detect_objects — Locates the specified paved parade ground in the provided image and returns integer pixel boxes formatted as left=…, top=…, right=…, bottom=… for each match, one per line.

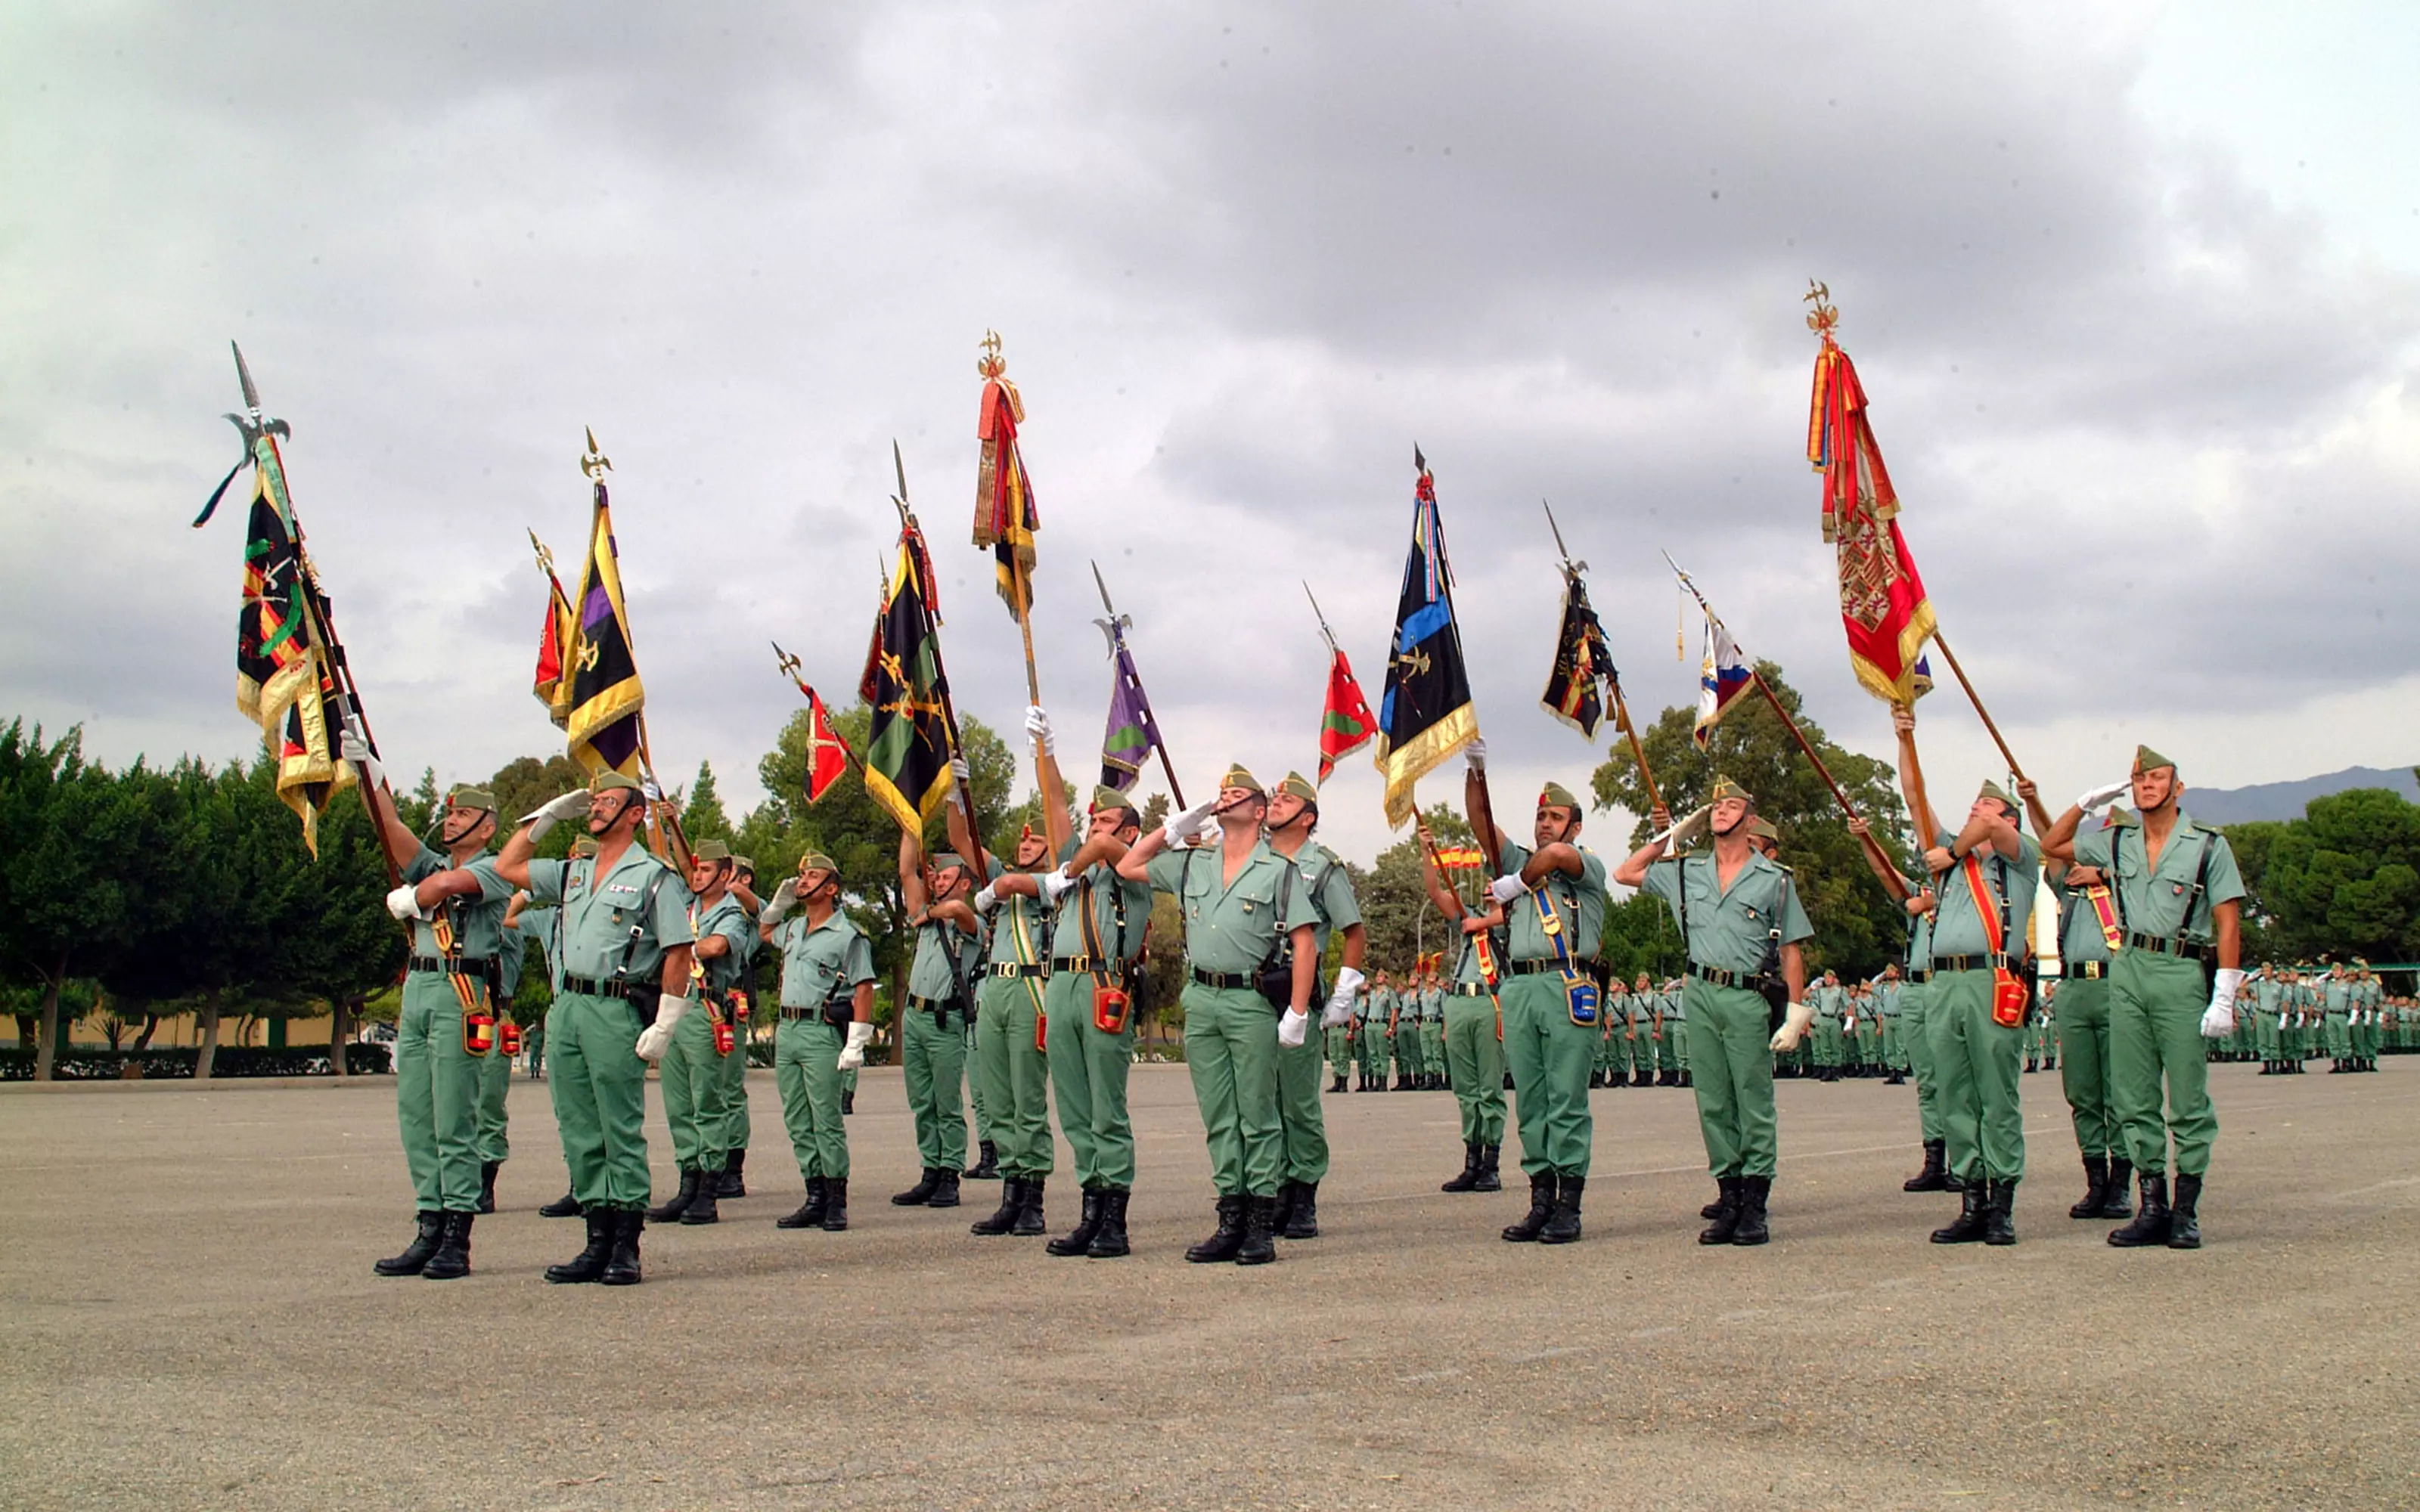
left=3, top=1063, right=2415, bottom=1510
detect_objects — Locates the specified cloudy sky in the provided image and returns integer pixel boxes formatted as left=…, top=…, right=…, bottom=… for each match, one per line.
left=5, top=2, right=2417, bottom=865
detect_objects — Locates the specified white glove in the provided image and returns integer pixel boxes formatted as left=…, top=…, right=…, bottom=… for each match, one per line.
left=945, top=754, right=970, bottom=810
left=1162, top=796, right=1218, bottom=850
left=1843, top=1016, right=1858, bottom=1033
left=973, top=884, right=997, bottom=912
left=1655, top=805, right=1712, bottom=848
left=522, top=789, right=591, bottom=841
left=1464, top=737, right=1486, bottom=771
left=1488, top=872, right=1531, bottom=904
left=383, top=883, right=428, bottom=922
left=1324, top=967, right=1365, bottom=1026
left=2201, top=968, right=2245, bottom=1040
left=1769, top=1000, right=1816, bottom=1054
left=1024, top=705, right=1054, bottom=755
left=639, top=775, right=664, bottom=803
left=635, top=995, right=690, bottom=1061
left=1277, top=1008, right=1310, bottom=1048
left=836, top=1019, right=873, bottom=1070
left=337, top=728, right=383, bottom=788
left=760, top=877, right=799, bottom=925
left=2076, top=779, right=2130, bottom=814
left=1040, top=869, right=1078, bottom=904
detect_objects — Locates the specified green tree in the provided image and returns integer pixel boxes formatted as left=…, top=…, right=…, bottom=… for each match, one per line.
left=682, top=761, right=732, bottom=844
left=0, top=723, right=141, bottom=1080
left=486, top=753, right=587, bottom=838
left=2231, top=785, right=2420, bottom=963
left=1355, top=804, right=1476, bottom=975
left=1592, top=661, right=1913, bottom=981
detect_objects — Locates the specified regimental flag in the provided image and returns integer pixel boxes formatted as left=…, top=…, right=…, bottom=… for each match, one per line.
left=531, top=538, right=578, bottom=729
left=802, top=684, right=852, bottom=804
left=1097, top=624, right=1165, bottom=794
left=1317, top=646, right=1376, bottom=785
left=1373, top=453, right=1478, bottom=829
left=863, top=517, right=960, bottom=830
left=973, top=345, right=1038, bottom=618
left=232, top=449, right=355, bottom=854
left=563, top=477, right=645, bottom=776
left=1692, top=613, right=1751, bottom=750
left=1540, top=572, right=1617, bottom=740
left=1809, top=307, right=1937, bottom=705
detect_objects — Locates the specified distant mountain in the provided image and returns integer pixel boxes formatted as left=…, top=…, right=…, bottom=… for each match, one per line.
left=2188, top=765, right=2420, bottom=826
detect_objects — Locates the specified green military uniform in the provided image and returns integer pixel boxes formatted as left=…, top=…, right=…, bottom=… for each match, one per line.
left=1422, top=981, right=1448, bottom=1089
left=1496, top=829, right=1611, bottom=1187
left=1852, top=987, right=1881, bottom=1073
left=976, top=852, right=1055, bottom=1188
left=1923, top=817, right=2041, bottom=1194
left=474, top=907, right=529, bottom=1201
left=657, top=882, right=753, bottom=1204
left=393, top=844, right=513, bottom=1219
left=1441, top=931, right=1507, bottom=1176
left=2048, top=864, right=2122, bottom=1204
left=1874, top=976, right=1907, bottom=1080
left=2251, top=969, right=2284, bottom=1071
left=713, top=857, right=762, bottom=1192
left=523, top=836, right=694, bottom=1216
left=2322, top=971, right=2353, bottom=1069
left=1899, top=885, right=1942, bottom=1162
left=1044, top=841, right=1154, bottom=1204
left=769, top=905, right=876, bottom=1185
left=1356, top=984, right=1389, bottom=1089
left=1324, top=994, right=1353, bottom=1089
left=1810, top=978, right=1845, bottom=1077
left=900, top=901, right=984, bottom=1179
left=1391, top=978, right=1423, bottom=1088
left=1661, top=978, right=1691, bottom=1084
left=1270, top=831, right=1360, bottom=1207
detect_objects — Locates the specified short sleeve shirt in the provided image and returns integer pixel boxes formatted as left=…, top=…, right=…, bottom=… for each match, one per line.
left=2071, top=811, right=2244, bottom=947
left=908, top=910, right=985, bottom=1002
left=523, top=844, right=695, bottom=983
left=983, top=855, right=1053, bottom=968
left=402, top=846, right=514, bottom=963
left=517, top=903, right=563, bottom=992
left=1497, top=838, right=1611, bottom=961
left=1143, top=838, right=1318, bottom=975
left=690, top=894, right=757, bottom=995
left=1640, top=851, right=1814, bottom=976
left=2049, top=872, right=2113, bottom=966
left=771, top=910, right=876, bottom=1009
left=1369, top=987, right=1397, bottom=1025
left=1048, top=862, right=1154, bottom=962
left=1925, top=828, right=2041, bottom=961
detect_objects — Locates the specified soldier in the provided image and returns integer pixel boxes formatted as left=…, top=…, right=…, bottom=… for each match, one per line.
left=495, top=774, right=697, bottom=1287
left=516, top=838, right=586, bottom=1219
left=1008, top=787, right=1152, bottom=1258
left=1325, top=974, right=1354, bottom=1093
left=1848, top=824, right=1947, bottom=1191
left=1615, top=776, right=1813, bottom=1245
left=1627, top=972, right=1656, bottom=1088
left=2043, top=832, right=2131, bottom=1222
left=890, top=829, right=983, bottom=1211
left=1391, top=965, right=1421, bottom=1090
left=1810, top=971, right=1845, bottom=1083
left=1464, top=747, right=1612, bottom=1247
left=366, top=782, right=510, bottom=1281
left=1261, top=772, right=1367, bottom=1240
left=1889, top=706, right=2040, bottom=1247
left=1419, top=823, right=1506, bottom=1193
left=2036, top=983, right=2059, bottom=1073
left=1423, top=971, right=1450, bottom=1089
left=1116, top=767, right=1318, bottom=1266
left=645, top=839, right=753, bottom=1227
left=755, top=850, right=876, bottom=1234
left=2251, top=965, right=2284, bottom=1074
left=2043, top=745, right=2245, bottom=1250
left=1872, top=964, right=1907, bottom=1086
left=955, top=813, right=1058, bottom=1232
left=1597, top=976, right=1629, bottom=1090
left=1358, top=971, right=1392, bottom=1091
left=476, top=899, right=533, bottom=1213
left=714, top=855, right=763, bottom=1198
left=2322, top=964, right=2353, bottom=1073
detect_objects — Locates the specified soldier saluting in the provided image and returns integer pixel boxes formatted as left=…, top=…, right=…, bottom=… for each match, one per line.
left=495, top=773, right=697, bottom=1287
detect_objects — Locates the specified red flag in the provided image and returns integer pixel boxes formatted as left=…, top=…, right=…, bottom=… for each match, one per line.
left=1317, top=646, right=1376, bottom=785
left=1809, top=296, right=1935, bottom=705
left=803, top=686, right=852, bottom=804
left=532, top=565, right=576, bottom=728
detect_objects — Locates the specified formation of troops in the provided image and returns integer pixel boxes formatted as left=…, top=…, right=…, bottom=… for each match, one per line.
left=363, top=710, right=2413, bottom=1285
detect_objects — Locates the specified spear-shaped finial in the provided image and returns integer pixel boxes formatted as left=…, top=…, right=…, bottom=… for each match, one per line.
left=581, top=426, right=612, bottom=481
left=1302, top=581, right=1341, bottom=653
left=527, top=528, right=556, bottom=579
left=1541, top=498, right=1586, bottom=578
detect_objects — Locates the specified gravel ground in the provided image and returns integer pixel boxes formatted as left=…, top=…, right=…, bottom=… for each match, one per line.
left=2, top=1061, right=2413, bottom=1510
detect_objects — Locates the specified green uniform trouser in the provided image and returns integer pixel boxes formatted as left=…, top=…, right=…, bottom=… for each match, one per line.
left=1879, top=1017, right=1903, bottom=1071
left=775, top=1016, right=849, bottom=1179
left=1424, top=1019, right=1447, bottom=1083
left=1325, top=1021, right=1351, bottom=1083
left=1500, top=974, right=1593, bottom=1179
left=396, top=972, right=487, bottom=1211
left=1928, top=969, right=2025, bottom=1185
left=2253, top=1005, right=2281, bottom=1061
left=2324, top=1012, right=2351, bottom=1059
left=1902, top=982, right=1941, bottom=1142
left=1182, top=984, right=1283, bottom=1198
left=976, top=974, right=1053, bottom=1179
left=1813, top=1016, right=1844, bottom=1068
left=1047, top=971, right=1137, bottom=1190
left=1443, top=994, right=1507, bottom=1147
left=719, top=1012, right=752, bottom=1155
left=900, top=1000, right=970, bottom=1173
left=526, top=1023, right=545, bottom=1079
left=659, top=1005, right=727, bottom=1173
left=1354, top=1024, right=1382, bottom=1081
left=476, top=1032, right=511, bottom=1165
left=1656, top=1024, right=1682, bottom=1074
left=965, top=1013, right=991, bottom=1146
left=1683, top=979, right=1777, bottom=1179
left=1855, top=1022, right=1879, bottom=1069
left=1393, top=1023, right=1420, bottom=1083
left=2055, top=977, right=2118, bottom=1160
left=2109, top=952, right=2217, bottom=1178
left=1276, top=1029, right=1329, bottom=1185
left=546, top=990, right=651, bottom=1210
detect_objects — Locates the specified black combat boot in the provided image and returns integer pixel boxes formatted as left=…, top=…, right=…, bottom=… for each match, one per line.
left=820, top=1178, right=850, bottom=1232
left=1013, top=1176, right=1047, bottom=1236
left=1281, top=1181, right=1320, bottom=1239
left=777, top=1176, right=827, bottom=1229
left=840, top=1087, right=855, bottom=1114
left=1474, top=1145, right=1502, bottom=1192
left=1538, top=1175, right=1584, bottom=1244
left=1983, top=1179, right=2018, bottom=1246
left=1234, top=1194, right=1278, bottom=1265
left=1679, top=1070, right=1693, bottom=1088
left=1698, top=1177, right=1743, bottom=1244
left=1502, top=1173, right=1556, bottom=1243
left=716, top=1148, right=747, bottom=1198
left=1884, top=1068, right=1906, bottom=1085
left=1186, top=1195, right=1246, bottom=1263
left=2070, top=1155, right=2110, bottom=1219
left=892, top=1167, right=942, bottom=1206
left=1930, top=1184, right=1989, bottom=1244
left=477, top=1160, right=500, bottom=1215
left=2098, top=1157, right=2135, bottom=1218
left=1087, top=1189, right=1131, bottom=1258
left=422, top=1211, right=475, bottom=1279
left=1330, top=1074, right=1347, bottom=1092
left=1700, top=1182, right=1729, bottom=1221
left=646, top=1167, right=699, bottom=1223
left=1903, top=1140, right=1948, bottom=1192
left=1441, top=1143, right=1484, bottom=1192
left=601, top=1210, right=644, bottom=1284
left=545, top=1210, right=613, bottom=1283
left=1589, top=1070, right=1604, bottom=1089
left=1270, top=1181, right=1299, bottom=1235
left=970, top=1176, right=1025, bottom=1236
left=538, top=1190, right=583, bottom=1219
left=1633, top=1067, right=1652, bottom=1089
left=928, top=1168, right=961, bottom=1209
left=1732, top=1176, right=1771, bottom=1246
left=2107, top=1173, right=2171, bottom=1247
left=965, top=1139, right=1001, bottom=1180
left=374, top=1211, right=445, bottom=1277
left=1048, top=1189, right=1104, bottom=1256
left=2166, top=1173, right=2204, bottom=1250
left=681, top=1170, right=720, bottom=1225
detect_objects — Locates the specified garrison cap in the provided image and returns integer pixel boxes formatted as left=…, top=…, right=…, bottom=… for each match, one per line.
left=588, top=771, right=644, bottom=796
left=1218, top=764, right=1264, bottom=795
left=1748, top=816, right=1779, bottom=841
left=1978, top=779, right=2019, bottom=815
left=798, top=850, right=839, bottom=878
left=1537, top=781, right=1583, bottom=813
left=2133, top=744, right=2176, bottom=775
left=1709, top=776, right=1754, bottom=807
left=1091, top=785, right=1140, bottom=816
left=445, top=787, right=497, bottom=813
left=693, top=839, right=732, bottom=863
left=1278, top=771, right=1320, bottom=804
left=730, top=854, right=756, bottom=876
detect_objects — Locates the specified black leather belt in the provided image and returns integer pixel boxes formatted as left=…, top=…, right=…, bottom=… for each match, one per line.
left=1687, top=964, right=1751, bottom=989
left=910, top=994, right=961, bottom=1015
left=1191, top=968, right=1254, bottom=990
left=1930, top=953, right=2007, bottom=974
left=989, top=962, right=1047, bottom=979
left=1507, top=959, right=1564, bottom=977
left=1907, top=969, right=1931, bottom=984
left=560, top=974, right=634, bottom=996
left=408, top=955, right=492, bottom=975
left=2126, top=931, right=2215, bottom=962
left=2065, top=961, right=2106, bottom=980
left=1452, top=983, right=1491, bottom=997
left=1055, top=956, right=1127, bottom=974
left=778, top=1005, right=829, bottom=1021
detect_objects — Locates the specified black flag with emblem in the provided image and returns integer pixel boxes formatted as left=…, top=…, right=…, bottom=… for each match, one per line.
left=1540, top=571, right=1616, bottom=740
left=1373, top=451, right=1476, bottom=828
left=862, top=515, right=960, bottom=830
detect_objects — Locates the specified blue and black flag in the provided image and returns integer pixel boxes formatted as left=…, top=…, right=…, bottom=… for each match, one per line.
left=1373, top=451, right=1477, bottom=828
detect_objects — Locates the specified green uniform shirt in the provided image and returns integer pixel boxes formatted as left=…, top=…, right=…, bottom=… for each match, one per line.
left=1360, top=987, right=1392, bottom=1026
left=1497, top=838, right=1610, bottom=961
left=983, top=856, right=1053, bottom=968
left=1640, top=851, right=1813, bottom=974
left=2049, top=872, right=2113, bottom=966
left=770, top=909, right=876, bottom=1009
left=1280, top=838, right=1362, bottom=959
left=517, top=903, right=563, bottom=992
left=1811, top=983, right=1844, bottom=1019
left=1873, top=980, right=1902, bottom=1018
left=1924, top=828, right=2040, bottom=960
left=1143, top=838, right=1317, bottom=975
left=495, top=911, right=529, bottom=999
left=2071, top=811, right=2244, bottom=947
left=403, top=846, right=514, bottom=962
left=906, top=911, right=984, bottom=1002
left=1048, top=861, right=1153, bottom=962
left=523, top=844, right=695, bottom=982
left=690, top=894, right=755, bottom=995
left=1453, top=932, right=1492, bottom=988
